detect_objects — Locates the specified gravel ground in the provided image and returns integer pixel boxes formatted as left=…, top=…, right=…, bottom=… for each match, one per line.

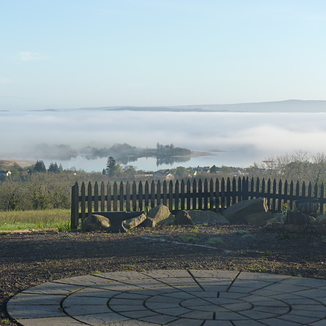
left=1, top=224, right=326, bottom=325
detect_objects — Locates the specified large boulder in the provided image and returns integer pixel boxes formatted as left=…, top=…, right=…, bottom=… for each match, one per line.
left=92, top=211, right=144, bottom=233
left=317, top=214, right=326, bottom=224
left=285, top=211, right=315, bottom=226
left=175, top=210, right=229, bottom=225
left=157, top=215, right=175, bottom=225
left=82, top=214, right=111, bottom=232
left=141, top=205, right=172, bottom=227
left=294, top=198, right=319, bottom=217
left=264, top=215, right=285, bottom=232
left=245, top=211, right=273, bottom=226
left=175, top=210, right=192, bottom=225
left=222, top=198, right=268, bottom=224
left=122, top=213, right=147, bottom=229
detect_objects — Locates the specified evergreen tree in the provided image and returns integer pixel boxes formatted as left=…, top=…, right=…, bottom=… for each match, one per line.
left=210, top=165, right=218, bottom=173
left=33, top=160, right=46, bottom=173
left=106, top=156, right=118, bottom=176
left=48, top=162, right=60, bottom=173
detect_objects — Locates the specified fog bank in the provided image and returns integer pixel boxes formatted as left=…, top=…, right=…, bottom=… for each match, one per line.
left=2, top=110, right=326, bottom=170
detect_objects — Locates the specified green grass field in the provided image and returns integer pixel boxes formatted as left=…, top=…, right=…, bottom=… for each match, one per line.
left=0, top=209, right=71, bottom=231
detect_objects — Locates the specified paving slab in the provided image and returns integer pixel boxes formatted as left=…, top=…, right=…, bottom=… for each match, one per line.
left=11, top=316, right=87, bottom=326
left=7, top=269, right=326, bottom=325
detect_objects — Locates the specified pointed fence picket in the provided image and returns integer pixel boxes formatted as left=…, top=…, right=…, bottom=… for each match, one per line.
left=71, top=177, right=326, bottom=230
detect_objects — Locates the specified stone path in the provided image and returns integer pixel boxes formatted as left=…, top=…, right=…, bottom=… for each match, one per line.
left=7, top=270, right=326, bottom=326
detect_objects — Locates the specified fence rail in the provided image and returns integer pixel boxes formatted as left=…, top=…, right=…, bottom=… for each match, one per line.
left=71, top=177, right=326, bottom=229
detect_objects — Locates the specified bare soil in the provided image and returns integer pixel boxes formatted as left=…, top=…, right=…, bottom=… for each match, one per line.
left=1, top=224, right=326, bottom=325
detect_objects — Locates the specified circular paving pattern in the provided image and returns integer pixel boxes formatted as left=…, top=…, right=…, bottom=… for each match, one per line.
left=7, top=269, right=326, bottom=326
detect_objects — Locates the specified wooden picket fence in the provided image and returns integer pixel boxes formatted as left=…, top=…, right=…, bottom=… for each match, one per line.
left=71, top=177, right=326, bottom=230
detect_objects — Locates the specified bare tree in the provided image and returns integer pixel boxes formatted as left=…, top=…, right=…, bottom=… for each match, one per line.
left=257, top=151, right=326, bottom=184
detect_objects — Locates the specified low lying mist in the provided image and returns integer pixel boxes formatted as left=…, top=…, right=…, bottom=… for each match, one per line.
left=2, top=110, right=326, bottom=169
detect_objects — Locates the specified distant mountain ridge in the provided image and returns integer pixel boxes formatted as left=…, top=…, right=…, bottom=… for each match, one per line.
left=78, top=100, right=326, bottom=112
left=23, top=99, right=326, bottom=112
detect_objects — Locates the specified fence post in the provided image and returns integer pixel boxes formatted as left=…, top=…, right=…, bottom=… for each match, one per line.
left=242, top=177, right=249, bottom=201
left=100, top=182, right=105, bottom=211
left=126, top=181, right=131, bottom=211
left=168, top=180, right=173, bottom=211
left=209, top=178, right=214, bottom=211
left=94, top=182, right=99, bottom=212
left=302, top=181, right=306, bottom=198
left=151, top=180, right=155, bottom=208
left=198, top=179, right=203, bottom=209
left=119, top=181, right=124, bottom=211
left=277, top=179, right=282, bottom=212
left=289, top=180, right=294, bottom=210
left=192, top=179, right=197, bottom=209
left=237, top=177, right=242, bottom=204
left=283, top=179, right=288, bottom=210
left=138, top=181, right=143, bottom=211
left=157, top=180, right=161, bottom=206
left=180, top=180, right=185, bottom=211
left=163, top=181, right=167, bottom=207
left=71, top=182, right=79, bottom=230
left=232, top=177, right=236, bottom=205
left=132, top=181, right=137, bottom=211
left=106, top=181, right=111, bottom=211
left=87, top=182, right=92, bottom=216
left=113, top=182, right=118, bottom=211
left=203, top=179, right=209, bottom=210
left=321, top=183, right=325, bottom=215
left=144, top=181, right=149, bottom=209
left=220, top=178, right=225, bottom=211
left=215, top=178, right=220, bottom=213
left=81, top=182, right=86, bottom=219
left=175, top=180, right=179, bottom=212
left=186, top=179, right=191, bottom=209
left=308, top=182, right=312, bottom=198
left=255, top=177, right=260, bottom=198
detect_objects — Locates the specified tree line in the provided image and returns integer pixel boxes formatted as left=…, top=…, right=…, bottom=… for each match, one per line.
left=0, top=160, right=106, bottom=211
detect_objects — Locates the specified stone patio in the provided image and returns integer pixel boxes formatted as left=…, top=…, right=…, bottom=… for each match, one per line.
left=7, top=270, right=326, bottom=325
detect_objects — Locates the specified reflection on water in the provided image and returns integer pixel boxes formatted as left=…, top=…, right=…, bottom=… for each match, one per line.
left=42, top=155, right=192, bottom=172
left=41, top=149, right=258, bottom=173
left=113, top=154, right=190, bottom=166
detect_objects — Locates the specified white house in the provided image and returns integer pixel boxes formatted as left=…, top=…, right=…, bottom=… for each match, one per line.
left=154, top=171, right=175, bottom=181
left=0, top=170, right=11, bottom=178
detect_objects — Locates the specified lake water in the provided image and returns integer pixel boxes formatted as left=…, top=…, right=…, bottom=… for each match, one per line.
left=41, top=150, right=259, bottom=172
left=2, top=109, right=326, bottom=172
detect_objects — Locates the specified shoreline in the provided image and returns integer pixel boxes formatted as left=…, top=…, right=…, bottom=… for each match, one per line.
left=0, top=158, right=36, bottom=168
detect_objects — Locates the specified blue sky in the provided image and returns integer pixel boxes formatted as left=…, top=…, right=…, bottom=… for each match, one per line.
left=1, top=0, right=326, bottom=110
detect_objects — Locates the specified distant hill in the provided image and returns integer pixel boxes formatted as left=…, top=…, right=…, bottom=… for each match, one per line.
left=76, top=100, right=326, bottom=113
left=177, top=100, right=326, bottom=112
left=29, top=100, right=326, bottom=113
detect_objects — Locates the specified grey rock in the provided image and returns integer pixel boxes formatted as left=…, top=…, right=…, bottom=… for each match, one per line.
left=294, top=198, right=319, bottom=217
left=122, top=213, right=147, bottom=229
left=245, top=211, right=273, bottom=226
left=157, top=214, right=175, bottom=225
left=175, top=210, right=193, bottom=225
left=285, top=211, right=314, bottom=226
left=317, top=214, right=326, bottom=224
left=222, top=198, right=268, bottom=224
left=175, top=210, right=229, bottom=225
left=81, top=214, right=111, bottom=232
left=141, top=205, right=172, bottom=227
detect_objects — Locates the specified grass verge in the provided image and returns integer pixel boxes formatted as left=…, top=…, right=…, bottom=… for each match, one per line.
left=0, top=209, right=71, bottom=231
